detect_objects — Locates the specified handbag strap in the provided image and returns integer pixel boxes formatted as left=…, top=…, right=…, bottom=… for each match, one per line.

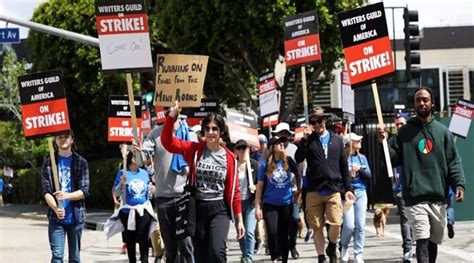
left=187, top=148, right=199, bottom=187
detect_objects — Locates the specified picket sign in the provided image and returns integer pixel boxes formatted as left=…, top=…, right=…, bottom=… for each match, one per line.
left=284, top=10, right=321, bottom=123
left=47, top=137, right=62, bottom=208
left=338, top=2, right=394, bottom=178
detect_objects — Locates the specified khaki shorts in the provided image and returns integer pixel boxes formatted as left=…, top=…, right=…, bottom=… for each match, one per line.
left=407, top=203, right=447, bottom=244
left=305, top=191, right=343, bottom=230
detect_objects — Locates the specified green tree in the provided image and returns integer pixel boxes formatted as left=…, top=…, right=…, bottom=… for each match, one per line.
left=0, top=121, right=48, bottom=170
left=0, top=51, right=48, bottom=169
left=0, top=51, right=26, bottom=121
left=27, top=0, right=126, bottom=154
left=153, top=0, right=366, bottom=119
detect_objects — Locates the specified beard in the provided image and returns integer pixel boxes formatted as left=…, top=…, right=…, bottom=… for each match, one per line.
left=417, top=108, right=431, bottom=118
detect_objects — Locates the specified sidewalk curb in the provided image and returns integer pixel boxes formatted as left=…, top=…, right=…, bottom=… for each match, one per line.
left=0, top=210, right=47, bottom=222
left=0, top=209, right=105, bottom=231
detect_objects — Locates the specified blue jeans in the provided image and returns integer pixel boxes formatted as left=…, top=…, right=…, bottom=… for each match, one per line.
left=447, top=188, right=455, bottom=225
left=237, top=199, right=257, bottom=260
left=48, top=220, right=83, bottom=263
left=341, top=189, right=367, bottom=256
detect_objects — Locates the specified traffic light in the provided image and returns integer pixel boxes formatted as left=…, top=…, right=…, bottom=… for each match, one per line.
left=404, top=8, right=421, bottom=80
left=141, top=72, right=154, bottom=105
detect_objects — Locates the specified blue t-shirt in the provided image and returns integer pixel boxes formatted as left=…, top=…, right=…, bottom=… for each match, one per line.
left=0, top=178, right=3, bottom=193
left=393, top=165, right=403, bottom=193
left=319, top=131, right=330, bottom=159
left=347, top=154, right=371, bottom=191
left=114, top=168, right=150, bottom=214
left=258, top=161, right=293, bottom=206
left=58, top=155, right=75, bottom=224
left=318, top=131, right=332, bottom=195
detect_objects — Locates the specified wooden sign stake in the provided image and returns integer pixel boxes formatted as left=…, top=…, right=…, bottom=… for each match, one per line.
left=47, top=137, right=62, bottom=208
left=372, top=82, right=394, bottom=178
left=126, top=73, right=139, bottom=143
left=301, top=66, right=309, bottom=123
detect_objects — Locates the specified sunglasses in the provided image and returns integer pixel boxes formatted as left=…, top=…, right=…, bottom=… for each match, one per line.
left=236, top=146, right=247, bottom=150
left=204, top=126, right=220, bottom=132
left=274, top=137, right=289, bottom=145
left=309, top=118, right=324, bottom=125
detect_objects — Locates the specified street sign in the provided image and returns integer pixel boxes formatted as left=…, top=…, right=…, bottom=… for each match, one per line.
left=0, top=28, right=20, bottom=43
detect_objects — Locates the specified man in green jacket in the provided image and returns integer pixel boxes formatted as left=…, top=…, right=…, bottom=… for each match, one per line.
left=378, top=87, right=466, bottom=263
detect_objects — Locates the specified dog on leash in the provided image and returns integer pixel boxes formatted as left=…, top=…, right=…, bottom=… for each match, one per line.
left=374, top=206, right=390, bottom=237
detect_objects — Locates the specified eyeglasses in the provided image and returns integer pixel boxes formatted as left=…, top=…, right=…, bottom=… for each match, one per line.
left=204, top=126, right=219, bottom=132
left=309, top=118, right=323, bottom=125
left=236, top=146, right=247, bottom=150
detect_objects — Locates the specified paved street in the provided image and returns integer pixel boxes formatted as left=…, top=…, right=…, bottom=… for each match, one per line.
left=1, top=211, right=473, bottom=262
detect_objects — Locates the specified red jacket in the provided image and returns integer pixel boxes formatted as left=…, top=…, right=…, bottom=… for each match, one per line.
left=160, top=116, right=242, bottom=219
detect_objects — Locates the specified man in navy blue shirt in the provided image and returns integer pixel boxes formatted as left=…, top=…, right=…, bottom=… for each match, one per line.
left=41, top=130, right=89, bottom=263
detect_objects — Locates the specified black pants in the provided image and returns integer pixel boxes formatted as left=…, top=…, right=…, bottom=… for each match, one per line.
left=119, top=210, right=152, bottom=263
left=288, top=202, right=300, bottom=249
left=263, top=203, right=292, bottom=262
left=156, top=197, right=194, bottom=263
left=194, top=200, right=230, bottom=263
left=394, top=193, right=413, bottom=254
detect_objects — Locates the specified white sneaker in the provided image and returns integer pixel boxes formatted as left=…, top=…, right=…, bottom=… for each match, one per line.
left=403, top=251, right=413, bottom=262
left=340, top=247, right=349, bottom=262
left=354, top=254, right=365, bottom=263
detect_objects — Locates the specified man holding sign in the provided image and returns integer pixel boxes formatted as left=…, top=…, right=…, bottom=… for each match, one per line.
left=41, top=130, right=90, bottom=263
left=378, top=87, right=466, bottom=263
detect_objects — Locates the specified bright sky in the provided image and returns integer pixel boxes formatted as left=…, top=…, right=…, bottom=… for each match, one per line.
left=0, top=0, right=473, bottom=39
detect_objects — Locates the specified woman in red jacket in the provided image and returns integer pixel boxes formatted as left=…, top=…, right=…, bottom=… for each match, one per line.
left=161, top=101, right=245, bottom=263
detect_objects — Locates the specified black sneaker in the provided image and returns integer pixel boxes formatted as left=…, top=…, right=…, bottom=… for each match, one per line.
left=290, top=247, right=300, bottom=259
left=447, top=223, right=455, bottom=239
left=304, top=229, right=313, bottom=242
left=318, top=255, right=327, bottom=263
left=326, top=242, right=337, bottom=263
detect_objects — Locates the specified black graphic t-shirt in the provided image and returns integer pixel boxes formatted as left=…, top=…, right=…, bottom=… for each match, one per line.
left=195, top=147, right=227, bottom=201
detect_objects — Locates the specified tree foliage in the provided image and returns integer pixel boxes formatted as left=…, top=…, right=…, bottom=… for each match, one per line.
left=0, top=51, right=48, bottom=169
left=0, top=121, right=48, bottom=170
left=0, top=51, right=26, bottom=121
left=153, top=0, right=367, bottom=118
left=27, top=0, right=125, bottom=155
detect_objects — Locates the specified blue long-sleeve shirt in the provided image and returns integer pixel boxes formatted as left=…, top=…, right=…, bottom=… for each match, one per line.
left=347, top=154, right=371, bottom=191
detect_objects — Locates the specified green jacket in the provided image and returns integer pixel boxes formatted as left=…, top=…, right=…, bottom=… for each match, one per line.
left=389, top=117, right=466, bottom=206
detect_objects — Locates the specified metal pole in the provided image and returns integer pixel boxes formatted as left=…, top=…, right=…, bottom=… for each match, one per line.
left=392, top=8, right=399, bottom=102
left=0, top=14, right=99, bottom=47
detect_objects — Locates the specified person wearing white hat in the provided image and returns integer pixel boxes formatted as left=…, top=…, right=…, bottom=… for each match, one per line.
left=272, top=123, right=301, bottom=259
left=272, top=122, right=297, bottom=159
left=340, top=133, right=371, bottom=263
